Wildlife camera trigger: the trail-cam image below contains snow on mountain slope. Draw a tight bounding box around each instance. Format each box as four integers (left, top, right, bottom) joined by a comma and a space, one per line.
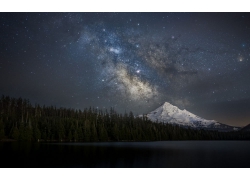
145, 102, 238, 131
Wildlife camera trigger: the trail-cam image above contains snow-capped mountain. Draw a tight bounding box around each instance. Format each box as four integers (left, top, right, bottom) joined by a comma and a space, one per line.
145, 102, 239, 131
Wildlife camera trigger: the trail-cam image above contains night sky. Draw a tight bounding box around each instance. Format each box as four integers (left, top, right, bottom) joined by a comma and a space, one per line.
1, 12, 250, 127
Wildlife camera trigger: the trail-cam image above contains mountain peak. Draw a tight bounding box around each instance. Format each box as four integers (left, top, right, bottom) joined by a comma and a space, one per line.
162, 102, 179, 114
163, 102, 176, 108
163, 101, 174, 106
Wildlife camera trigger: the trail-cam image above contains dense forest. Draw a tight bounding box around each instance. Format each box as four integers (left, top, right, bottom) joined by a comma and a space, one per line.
0, 95, 250, 141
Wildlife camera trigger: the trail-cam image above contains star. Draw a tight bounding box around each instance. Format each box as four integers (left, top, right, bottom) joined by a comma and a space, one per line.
109, 47, 121, 54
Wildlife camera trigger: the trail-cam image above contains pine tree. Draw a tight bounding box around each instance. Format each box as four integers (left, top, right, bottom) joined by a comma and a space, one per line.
33, 126, 41, 141
0, 119, 5, 140
11, 124, 19, 140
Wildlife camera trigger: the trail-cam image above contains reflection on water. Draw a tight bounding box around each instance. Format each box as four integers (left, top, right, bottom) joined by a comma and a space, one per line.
1, 141, 250, 168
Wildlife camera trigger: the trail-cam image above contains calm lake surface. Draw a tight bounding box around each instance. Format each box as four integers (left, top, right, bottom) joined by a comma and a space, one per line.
1, 141, 250, 168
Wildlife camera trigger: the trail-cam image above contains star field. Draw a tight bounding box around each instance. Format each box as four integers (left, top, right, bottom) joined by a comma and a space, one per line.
1, 12, 250, 126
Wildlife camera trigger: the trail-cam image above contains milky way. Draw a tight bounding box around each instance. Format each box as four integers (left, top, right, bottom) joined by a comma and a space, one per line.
1, 12, 250, 126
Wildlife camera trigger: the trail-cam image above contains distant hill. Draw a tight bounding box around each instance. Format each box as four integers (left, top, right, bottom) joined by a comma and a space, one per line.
241, 124, 250, 132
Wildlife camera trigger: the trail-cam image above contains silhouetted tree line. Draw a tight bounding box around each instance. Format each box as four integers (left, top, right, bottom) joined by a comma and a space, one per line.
0, 95, 250, 141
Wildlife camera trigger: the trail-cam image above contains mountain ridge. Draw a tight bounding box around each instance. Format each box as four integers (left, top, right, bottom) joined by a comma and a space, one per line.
241, 124, 250, 132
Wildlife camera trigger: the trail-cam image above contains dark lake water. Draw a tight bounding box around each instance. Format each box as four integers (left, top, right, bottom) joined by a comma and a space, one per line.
1, 141, 250, 168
